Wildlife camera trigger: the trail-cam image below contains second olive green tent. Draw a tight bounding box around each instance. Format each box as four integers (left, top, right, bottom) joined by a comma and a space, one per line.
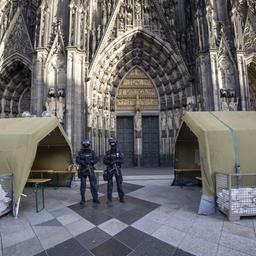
175, 111, 256, 197
0, 117, 73, 215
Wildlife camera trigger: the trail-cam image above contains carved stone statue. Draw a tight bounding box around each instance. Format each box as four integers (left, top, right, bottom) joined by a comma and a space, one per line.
161, 111, 167, 131
87, 105, 92, 127
110, 111, 115, 130
45, 87, 56, 116
229, 97, 238, 111
134, 110, 142, 131
104, 110, 110, 130
98, 112, 103, 129
167, 110, 173, 130
56, 89, 65, 123
221, 99, 229, 111
92, 113, 97, 128
135, 1, 142, 26
127, 10, 132, 26
174, 109, 180, 130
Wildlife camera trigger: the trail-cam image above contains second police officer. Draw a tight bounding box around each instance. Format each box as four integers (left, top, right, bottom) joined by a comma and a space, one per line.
76, 139, 100, 205
103, 138, 125, 203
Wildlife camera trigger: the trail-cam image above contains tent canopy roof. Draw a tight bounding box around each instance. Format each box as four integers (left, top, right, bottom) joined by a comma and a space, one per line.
0, 117, 73, 201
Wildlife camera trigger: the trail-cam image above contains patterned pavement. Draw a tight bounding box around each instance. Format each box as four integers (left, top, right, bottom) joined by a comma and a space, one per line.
1, 175, 256, 256
33, 183, 193, 256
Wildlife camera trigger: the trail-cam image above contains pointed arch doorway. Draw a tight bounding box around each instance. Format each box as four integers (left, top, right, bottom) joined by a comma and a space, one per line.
116, 67, 160, 167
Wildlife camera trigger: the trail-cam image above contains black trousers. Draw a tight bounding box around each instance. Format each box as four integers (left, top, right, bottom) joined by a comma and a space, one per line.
107, 172, 124, 201
80, 171, 98, 201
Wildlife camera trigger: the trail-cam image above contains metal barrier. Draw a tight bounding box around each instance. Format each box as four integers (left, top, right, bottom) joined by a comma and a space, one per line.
216, 172, 256, 221
0, 173, 13, 216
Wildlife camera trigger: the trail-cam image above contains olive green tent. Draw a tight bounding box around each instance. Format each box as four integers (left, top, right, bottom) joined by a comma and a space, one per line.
0, 117, 73, 215
175, 111, 256, 198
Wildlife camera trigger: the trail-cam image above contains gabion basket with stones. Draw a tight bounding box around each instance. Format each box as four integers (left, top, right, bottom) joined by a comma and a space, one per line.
216, 172, 256, 221
0, 173, 13, 217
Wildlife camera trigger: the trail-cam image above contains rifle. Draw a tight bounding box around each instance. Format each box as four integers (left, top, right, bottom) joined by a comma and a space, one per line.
112, 162, 123, 183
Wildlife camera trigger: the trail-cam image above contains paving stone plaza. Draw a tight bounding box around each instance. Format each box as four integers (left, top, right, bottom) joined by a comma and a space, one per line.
1, 1, 256, 255
1, 170, 256, 256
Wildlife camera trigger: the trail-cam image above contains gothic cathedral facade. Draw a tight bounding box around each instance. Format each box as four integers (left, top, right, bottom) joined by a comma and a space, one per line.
0, 0, 256, 166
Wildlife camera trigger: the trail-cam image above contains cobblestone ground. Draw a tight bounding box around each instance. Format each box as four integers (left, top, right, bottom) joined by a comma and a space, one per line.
1, 171, 256, 256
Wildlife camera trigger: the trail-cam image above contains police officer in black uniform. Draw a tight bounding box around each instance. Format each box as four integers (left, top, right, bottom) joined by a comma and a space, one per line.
76, 139, 99, 205
103, 138, 125, 203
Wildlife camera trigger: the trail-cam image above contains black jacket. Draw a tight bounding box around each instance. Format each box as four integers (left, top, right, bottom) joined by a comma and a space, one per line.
103, 149, 124, 168
76, 148, 98, 169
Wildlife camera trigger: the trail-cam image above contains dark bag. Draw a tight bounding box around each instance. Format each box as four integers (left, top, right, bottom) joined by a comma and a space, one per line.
103, 170, 108, 181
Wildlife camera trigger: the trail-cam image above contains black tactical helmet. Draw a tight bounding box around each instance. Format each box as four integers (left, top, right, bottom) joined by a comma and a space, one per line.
109, 138, 117, 146
82, 139, 91, 147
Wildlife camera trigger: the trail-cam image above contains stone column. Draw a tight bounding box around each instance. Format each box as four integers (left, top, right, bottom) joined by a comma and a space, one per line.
73, 53, 85, 153
198, 53, 215, 110
66, 51, 74, 143
237, 52, 250, 110
32, 50, 47, 115
68, 2, 74, 46
210, 51, 220, 110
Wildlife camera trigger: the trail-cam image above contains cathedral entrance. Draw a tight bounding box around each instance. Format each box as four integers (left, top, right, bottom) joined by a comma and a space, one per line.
142, 116, 160, 167
0, 60, 31, 118
116, 67, 160, 167
116, 117, 134, 167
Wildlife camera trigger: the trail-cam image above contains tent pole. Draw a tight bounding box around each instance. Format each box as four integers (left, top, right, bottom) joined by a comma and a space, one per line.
12, 196, 21, 218
209, 112, 241, 187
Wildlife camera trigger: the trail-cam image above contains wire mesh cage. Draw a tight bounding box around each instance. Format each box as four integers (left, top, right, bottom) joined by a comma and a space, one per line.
0, 173, 13, 217
216, 172, 256, 221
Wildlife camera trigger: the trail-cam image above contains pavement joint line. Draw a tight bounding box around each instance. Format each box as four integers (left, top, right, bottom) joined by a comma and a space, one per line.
29, 214, 46, 254
0, 230, 3, 256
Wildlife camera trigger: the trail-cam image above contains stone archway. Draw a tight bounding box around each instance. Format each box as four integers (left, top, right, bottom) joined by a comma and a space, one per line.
88, 29, 192, 165
0, 60, 31, 117
248, 62, 256, 110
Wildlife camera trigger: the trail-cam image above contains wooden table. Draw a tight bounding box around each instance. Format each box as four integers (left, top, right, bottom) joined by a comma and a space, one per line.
27, 178, 51, 212
30, 170, 76, 187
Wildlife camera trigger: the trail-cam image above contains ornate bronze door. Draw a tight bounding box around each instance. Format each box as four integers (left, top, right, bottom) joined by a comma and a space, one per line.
116, 117, 134, 167
142, 116, 160, 167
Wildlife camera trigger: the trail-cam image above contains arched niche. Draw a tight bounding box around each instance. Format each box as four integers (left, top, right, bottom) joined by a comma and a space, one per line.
0, 60, 31, 117
116, 67, 159, 112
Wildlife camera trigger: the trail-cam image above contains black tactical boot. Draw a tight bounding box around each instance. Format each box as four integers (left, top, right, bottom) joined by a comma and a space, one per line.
119, 197, 125, 203
80, 197, 86, 205
93, 198, 100, 204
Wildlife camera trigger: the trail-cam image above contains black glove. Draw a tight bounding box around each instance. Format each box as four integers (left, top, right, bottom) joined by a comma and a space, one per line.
103, 170, 108, 181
